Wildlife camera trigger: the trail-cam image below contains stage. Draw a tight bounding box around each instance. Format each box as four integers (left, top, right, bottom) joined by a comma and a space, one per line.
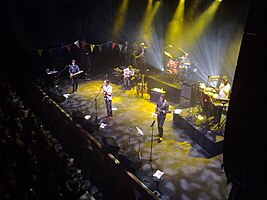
34, 74, 230, 200
172, 107, 224, 157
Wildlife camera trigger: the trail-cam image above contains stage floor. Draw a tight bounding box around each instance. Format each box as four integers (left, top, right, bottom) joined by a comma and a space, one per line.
41, 74, 230, 200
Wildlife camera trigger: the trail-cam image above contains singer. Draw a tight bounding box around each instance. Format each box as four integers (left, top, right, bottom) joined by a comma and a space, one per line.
101, 79, 113, 120
68, 59, 80, 92
155, 94, 169, 143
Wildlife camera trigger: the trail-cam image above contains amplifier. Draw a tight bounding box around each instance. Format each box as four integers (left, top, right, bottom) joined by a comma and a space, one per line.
150, 88, 166, 102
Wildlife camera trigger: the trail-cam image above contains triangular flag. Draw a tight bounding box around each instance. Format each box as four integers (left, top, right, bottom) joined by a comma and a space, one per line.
97, 44, 102, 52
90, 44, 95, 52
112, 42, 116, 49
74, 40, 80, 48
118, 44, 123, 51
107, 41, 112, 48
37, 49, 43, 57
65, 45, 71, 52
81, 41, 86, 50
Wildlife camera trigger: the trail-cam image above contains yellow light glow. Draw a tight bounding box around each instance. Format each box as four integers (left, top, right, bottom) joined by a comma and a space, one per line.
139, 0, 161, 45
112, 0, 129, 41
165, 0, 185, 46
183, 0, 221, 48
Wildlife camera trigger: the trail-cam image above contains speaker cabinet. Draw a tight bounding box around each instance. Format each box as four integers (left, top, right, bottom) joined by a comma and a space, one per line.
181, 80, 197, 107
150, 88, 165, 102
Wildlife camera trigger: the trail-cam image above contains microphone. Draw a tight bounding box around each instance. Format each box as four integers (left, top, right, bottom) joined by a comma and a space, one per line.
150, 120, 155, 127
126, 126, 132, 132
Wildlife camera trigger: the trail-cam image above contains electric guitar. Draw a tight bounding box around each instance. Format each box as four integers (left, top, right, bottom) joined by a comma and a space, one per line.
70, 70, 83, 78
155, 108, 172, 115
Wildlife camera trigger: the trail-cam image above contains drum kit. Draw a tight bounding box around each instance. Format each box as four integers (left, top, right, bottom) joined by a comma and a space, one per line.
164, 51, 191, 82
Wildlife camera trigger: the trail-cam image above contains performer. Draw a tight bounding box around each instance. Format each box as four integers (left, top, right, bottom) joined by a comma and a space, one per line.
121, 41, 132, 66
134, 42, 147, 73
123, 65, 135, 90
218, 76, 231, 99
179, 52, 191, 80
69, 59, 80, 92
155, 94, 170, 143
211, 76, 231, 124
101, 79, 113, 120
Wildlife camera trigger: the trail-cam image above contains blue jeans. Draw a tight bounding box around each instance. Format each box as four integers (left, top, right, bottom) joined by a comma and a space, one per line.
105, 98, 112, 117
157, 114, 166, 137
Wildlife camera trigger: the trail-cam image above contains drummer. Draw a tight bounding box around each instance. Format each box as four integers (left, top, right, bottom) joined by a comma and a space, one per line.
179, 52, 191, 70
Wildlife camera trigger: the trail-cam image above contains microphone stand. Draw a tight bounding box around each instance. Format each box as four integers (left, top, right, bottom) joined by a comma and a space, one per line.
54, 65, 69, 80
123, 126, 133, 151
141, 120, 159, 171
91, 86, 103, 122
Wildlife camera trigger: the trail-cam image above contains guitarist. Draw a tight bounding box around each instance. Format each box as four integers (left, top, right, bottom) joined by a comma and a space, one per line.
123, 65, 135, 90
69, 59, 80, 92
101, 79, 113, 120
155, 94, 170, 143
134, 42, 147, 73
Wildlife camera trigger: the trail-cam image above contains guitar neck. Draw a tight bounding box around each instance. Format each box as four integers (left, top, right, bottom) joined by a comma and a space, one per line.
71, 70, 83, 77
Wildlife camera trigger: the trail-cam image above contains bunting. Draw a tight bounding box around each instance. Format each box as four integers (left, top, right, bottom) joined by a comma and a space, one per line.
81, 41, 87, 50
65, 45, 71, 52
118, 44, 123, 51
24, 39, 127, 58
37, 49, 43, 57
97, 44, 102, 52
90, 44, 95, 52
112, 42, 116, 49
74, 40, 80, 48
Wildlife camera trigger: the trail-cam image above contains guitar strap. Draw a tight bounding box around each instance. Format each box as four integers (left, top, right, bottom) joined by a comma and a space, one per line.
158, 100, 167, 114
160, 100, 166, 110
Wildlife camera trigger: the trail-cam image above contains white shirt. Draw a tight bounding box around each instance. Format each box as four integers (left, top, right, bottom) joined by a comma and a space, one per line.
103, 84, 112, 100
218, 83, 231, 99
123, 68, 134, 78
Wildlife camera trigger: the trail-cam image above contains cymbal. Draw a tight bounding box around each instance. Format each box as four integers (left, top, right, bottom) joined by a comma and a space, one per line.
164, 51, 173, 58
